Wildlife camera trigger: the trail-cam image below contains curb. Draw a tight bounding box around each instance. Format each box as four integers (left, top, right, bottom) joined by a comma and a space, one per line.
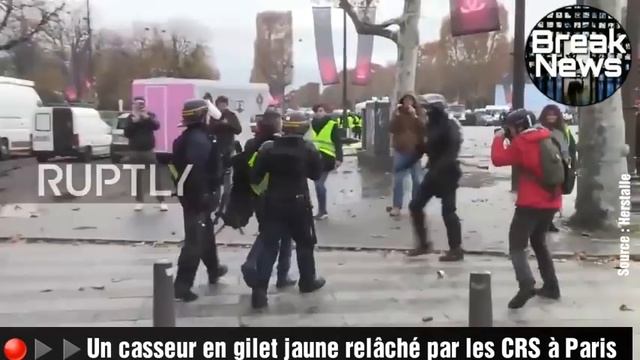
1, 236, 638, 261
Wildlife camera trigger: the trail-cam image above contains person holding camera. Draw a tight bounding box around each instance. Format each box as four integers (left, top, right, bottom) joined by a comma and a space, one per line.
124, 96, 167, 212
491, 109, 562, 309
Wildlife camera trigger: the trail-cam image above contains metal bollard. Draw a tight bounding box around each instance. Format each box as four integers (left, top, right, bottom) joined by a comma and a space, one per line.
153, 259, 176, 327
468, 272, 492, 327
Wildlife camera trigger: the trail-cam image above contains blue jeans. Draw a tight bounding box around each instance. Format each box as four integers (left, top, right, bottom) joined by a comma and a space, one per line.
241, 232, 293, 288
314, 171, 330, 214
392, 151, 422, 209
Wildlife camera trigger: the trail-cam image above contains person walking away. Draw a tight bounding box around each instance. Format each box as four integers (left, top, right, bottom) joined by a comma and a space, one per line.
352, 114, 363, 140
249, 112, 326, 309
124, 96, 167, 212
171, 99, 228, 302
491, 109, 562, 309
208, 95, 242, 212
389, 93, 426, 217
539, 104, 577, 232
240, 111, 296, 289
311, 104, 343, 220
404, 99, 464, 262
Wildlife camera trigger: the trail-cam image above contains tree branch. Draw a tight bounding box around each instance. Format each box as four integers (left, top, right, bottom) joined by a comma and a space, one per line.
0, 1, 65, 51
0, 0, 14, 30
339, 0, 398, 43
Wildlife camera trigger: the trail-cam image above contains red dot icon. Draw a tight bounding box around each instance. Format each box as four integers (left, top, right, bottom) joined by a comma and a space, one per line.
4, 338, 27, 360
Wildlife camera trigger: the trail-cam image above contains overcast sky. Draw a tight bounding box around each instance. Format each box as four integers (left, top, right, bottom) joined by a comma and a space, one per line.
85, 0, 576, 87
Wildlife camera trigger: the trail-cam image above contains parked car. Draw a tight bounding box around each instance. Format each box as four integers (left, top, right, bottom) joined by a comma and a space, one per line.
485, 105, 510, 126
473, 109, 492, 126
448, 104, 466, 123
32, 107, 112, 162
0, 77, 42, 160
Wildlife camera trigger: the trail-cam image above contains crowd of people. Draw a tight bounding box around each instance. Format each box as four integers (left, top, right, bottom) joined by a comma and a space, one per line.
120, 92, 577, 311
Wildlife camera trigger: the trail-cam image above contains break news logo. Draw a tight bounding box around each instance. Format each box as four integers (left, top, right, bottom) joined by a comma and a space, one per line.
525, 5, 632, 107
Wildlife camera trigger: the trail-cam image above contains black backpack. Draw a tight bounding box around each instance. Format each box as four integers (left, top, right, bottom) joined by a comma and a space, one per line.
219, 151, 255, 229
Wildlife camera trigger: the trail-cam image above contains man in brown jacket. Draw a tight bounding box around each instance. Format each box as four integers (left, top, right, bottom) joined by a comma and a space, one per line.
388, 93, 426, 217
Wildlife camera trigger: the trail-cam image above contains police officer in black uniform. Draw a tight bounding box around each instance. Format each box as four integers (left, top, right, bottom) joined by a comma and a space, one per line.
172, 99, 228, 302
249, 111, 326, 309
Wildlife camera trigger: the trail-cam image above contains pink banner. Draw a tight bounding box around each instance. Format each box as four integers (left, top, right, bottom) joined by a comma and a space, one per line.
352, 6, 376, 86
312, 7, 340, 85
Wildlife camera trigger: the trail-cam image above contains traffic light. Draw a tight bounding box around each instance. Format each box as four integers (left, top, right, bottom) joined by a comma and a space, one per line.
449, 0, 500, 37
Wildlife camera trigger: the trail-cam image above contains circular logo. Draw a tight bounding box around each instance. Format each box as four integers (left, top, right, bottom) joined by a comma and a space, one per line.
525, 5, 632, 107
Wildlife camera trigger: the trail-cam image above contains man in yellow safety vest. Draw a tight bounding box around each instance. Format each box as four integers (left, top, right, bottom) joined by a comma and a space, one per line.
310, 104, 344, 220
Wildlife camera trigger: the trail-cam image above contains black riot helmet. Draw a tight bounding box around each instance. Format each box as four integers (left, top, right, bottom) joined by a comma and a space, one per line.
282, 111, 310, 136
181, 99, 209, 127
256, 110, 282, 136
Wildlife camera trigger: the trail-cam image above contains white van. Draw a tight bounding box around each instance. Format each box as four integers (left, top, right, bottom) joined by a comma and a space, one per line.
0, 77, 42, 159
32, 107, 112, 162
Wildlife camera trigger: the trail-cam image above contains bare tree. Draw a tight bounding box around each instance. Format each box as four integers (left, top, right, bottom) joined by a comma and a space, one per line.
0, 0, 65, 51
339, 0, 420, 107
571, 0, 628, 231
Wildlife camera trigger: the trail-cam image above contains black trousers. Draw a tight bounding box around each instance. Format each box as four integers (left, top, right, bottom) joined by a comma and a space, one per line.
509, 207, 558, 290
175, 206, 220, 290
408, 178, 462, 250
254, 199, 317, 289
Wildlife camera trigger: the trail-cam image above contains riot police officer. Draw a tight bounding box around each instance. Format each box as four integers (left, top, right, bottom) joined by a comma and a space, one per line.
249, 111, 326, 309
172, 99, 228, 302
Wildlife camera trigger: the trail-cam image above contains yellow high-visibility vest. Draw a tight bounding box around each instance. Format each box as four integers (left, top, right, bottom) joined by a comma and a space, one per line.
311, 120, 337, 158
248, 152, 269, 196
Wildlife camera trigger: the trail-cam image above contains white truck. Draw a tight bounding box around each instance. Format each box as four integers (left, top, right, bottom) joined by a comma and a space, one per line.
0, 77, 42, 159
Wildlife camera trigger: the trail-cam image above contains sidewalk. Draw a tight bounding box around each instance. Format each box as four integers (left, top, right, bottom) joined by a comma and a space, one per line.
1, 156, 638, 257
0, 243, 637, 338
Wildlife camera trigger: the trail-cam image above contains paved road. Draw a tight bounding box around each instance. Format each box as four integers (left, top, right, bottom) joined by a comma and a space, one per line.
0, 244, 637, 338
2, 126, 636, 256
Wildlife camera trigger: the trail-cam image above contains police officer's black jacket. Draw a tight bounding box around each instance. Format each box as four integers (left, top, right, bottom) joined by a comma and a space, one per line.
172, 123, 221, 209
250, 135, 323, 200
401, 107, 462, 195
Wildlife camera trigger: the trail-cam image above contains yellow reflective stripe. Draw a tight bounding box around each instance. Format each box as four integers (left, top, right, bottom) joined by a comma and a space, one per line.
312, 121, 336, 158
168, 164, 178, 181
247, 151, 269, 195
250, 173, 269, 195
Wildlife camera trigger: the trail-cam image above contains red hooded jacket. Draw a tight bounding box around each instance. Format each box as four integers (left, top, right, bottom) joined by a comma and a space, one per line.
491, 127, 562, 210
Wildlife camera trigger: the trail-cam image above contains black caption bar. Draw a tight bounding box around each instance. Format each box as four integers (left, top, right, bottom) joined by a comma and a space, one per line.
0, 327, 633, 360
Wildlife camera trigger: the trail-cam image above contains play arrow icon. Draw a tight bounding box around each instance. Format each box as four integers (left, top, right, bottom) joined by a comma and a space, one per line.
34, 339, 52, 359
63, 339, 81, 359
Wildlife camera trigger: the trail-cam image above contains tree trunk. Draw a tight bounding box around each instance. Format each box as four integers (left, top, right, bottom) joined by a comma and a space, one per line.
571, 0, 628, 231
391, 0, 421, 107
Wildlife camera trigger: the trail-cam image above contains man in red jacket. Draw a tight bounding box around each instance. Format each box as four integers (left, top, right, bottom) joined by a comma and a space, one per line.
491, 109, 561, 309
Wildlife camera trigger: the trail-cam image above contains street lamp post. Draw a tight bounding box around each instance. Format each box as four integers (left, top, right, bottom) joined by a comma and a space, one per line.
511, 0, 526, 192
342, 8, 348, 130
86, 0, 93, 103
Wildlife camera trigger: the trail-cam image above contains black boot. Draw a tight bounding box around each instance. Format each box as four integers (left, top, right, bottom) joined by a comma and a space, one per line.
535, 283, 561, 299
208, 265, 228, 284
508, 288, 535, 309
209, 265, 229, 285
299, 277, 326, 293
439, 248, 464, 262
174, 282, 198, 302
251, 288, 268, 309
408, 210, 434, 257
276, 276, 297, 289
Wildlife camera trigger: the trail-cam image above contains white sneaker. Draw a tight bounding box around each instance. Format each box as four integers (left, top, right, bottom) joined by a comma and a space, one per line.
134, 204, 144, 212
159, 203, 169, 212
